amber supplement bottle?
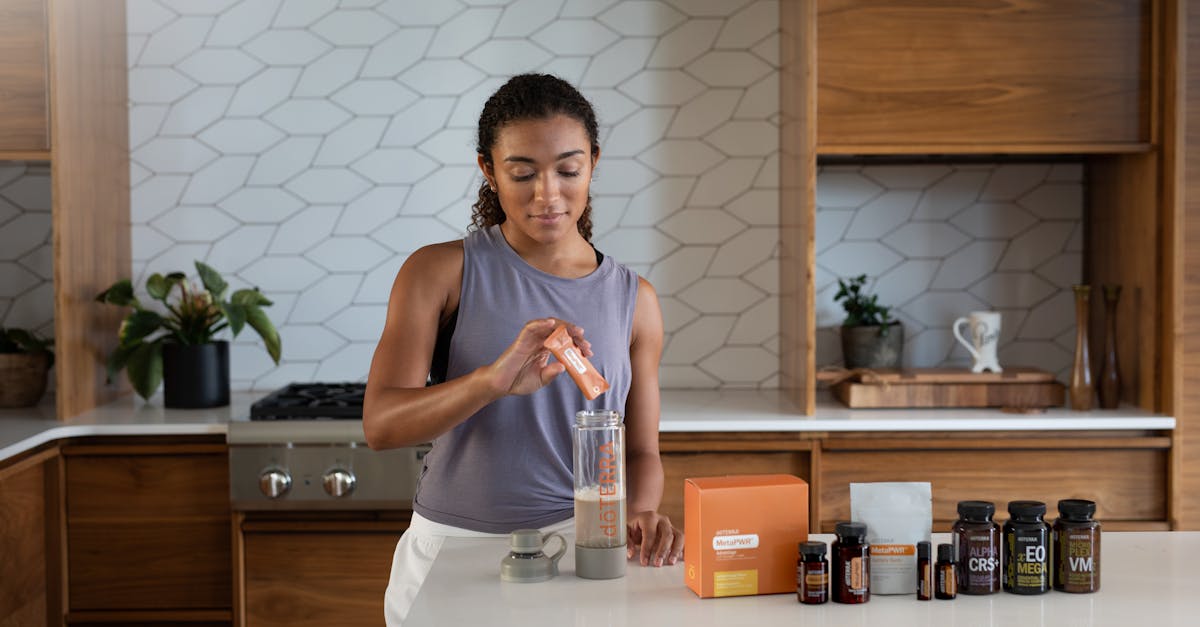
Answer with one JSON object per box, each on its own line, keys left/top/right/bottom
{"left": 1054, "top": 499, "right": 1101, "bottom": 593}
{"left": 1004, "top": 500, "right": 1051, "bottom": 594}
{"left": 797, "top": 541, "right": 829, "bottom": 604}
{"left": 916, "top": 541, "right": 932, "bottom": 601}
{"left": 935, "top": 543, "right": 957, "bottom": 599}
{"left": 952, "top": 500, "right": 1000, "bottom": 594}
{"left": 832, "top": 522, "right": 870, "bottom": 604}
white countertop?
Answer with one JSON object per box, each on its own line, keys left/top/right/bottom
{"left": 407, "top": 531, "right": 1199, "bottom": 626}
{"left": 0, "top": 388, "right": 1175, "bottom": 463}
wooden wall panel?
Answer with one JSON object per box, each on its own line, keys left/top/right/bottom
{"left": 1179, "top": 0, "right": 1200, "bottom": 529}
{"left": 779, "top": 0, "right": 817, "bottom": 413}
{"left": 0, "top": 0, "right": 49, "bottom": 152}
{"left": 48, "top": 0, "right": 131, "bottom": 419}
{"left": 244, "top": 532, "right": 401, "bottom": 627}
{"left": 820, "top": 446, "right": 1168, "bottom": 532}
{"left": 817, "top": 0, "right": 1151, "bottom": 152}
{"left": 1086, "top": 153, "right": 1159, "bottom": 411}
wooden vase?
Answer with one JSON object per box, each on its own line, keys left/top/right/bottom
{"left": 1099, "top": 285, "right": 1122, "bottom": 409}
{"left": 1069, "top": 285, "right": 1094, "bottom": 411}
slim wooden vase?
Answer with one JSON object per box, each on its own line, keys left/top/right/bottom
{"left": 1099, "top": 285, "right": 1122, "bottom": 409}
{"left": 1069, "top": 285, "right": 1094, "bottom": 411}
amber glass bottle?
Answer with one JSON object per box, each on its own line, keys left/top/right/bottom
{"left": 935, "top": 543, "right": 957, "bottom": 600}
{"left": 916, "top": 541, "right": 932, "bottom": 601}
{"left": 832, "top": 522, "right": 870, "bottom": 604}
{"left": 1004, "top": 501, "right": 1051, "bottom": 595}
{"left": 797, "top": 541, "right": 829, "bottom": 604}
{"left": 1054, "top": 499, "right": 1101, "bottom": 593}
{"left": 952, "top": 500, "right": 1000, "bottom": 595}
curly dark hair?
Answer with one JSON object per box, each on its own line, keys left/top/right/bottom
{"left": 471, "top": 73, "right": 600, "bottom": 241}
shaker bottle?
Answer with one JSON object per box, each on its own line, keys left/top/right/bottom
{"left": 573, "top": 409, "right": 626, "bottom": 579}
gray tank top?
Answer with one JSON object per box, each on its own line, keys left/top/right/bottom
{"left": 412, "top": 225, "right": 639, "bottom": 532}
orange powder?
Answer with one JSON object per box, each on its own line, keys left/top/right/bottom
{"left": 543, "top": 324, "right": 610, "bottom": 400}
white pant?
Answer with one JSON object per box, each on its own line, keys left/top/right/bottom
{"left": 384, "top": 512, "right": 574, "bottom": 626}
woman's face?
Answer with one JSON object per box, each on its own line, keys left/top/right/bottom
{"left": 480, "top": 114, "right": 597, "bottom": 246}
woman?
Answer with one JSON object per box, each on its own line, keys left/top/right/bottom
{"left": 364, "top": 73, "right": 683, "bottom": 624}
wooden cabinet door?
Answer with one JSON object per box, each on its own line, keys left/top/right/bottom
{"left": 64, "top": 445, "right": 232, "bottom": 614}
{"left": 816, "top": 0, "right": 1150, "bottom": 152}
{"left": 0, "top": 0, "right": 49, "bottom": 152}
{"left": 243, "top": 530, "right": 402, "bottom": 627}
{"left": 0, "top": 450, "right": 52, "bottom": 627}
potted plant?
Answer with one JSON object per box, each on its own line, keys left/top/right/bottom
{"left": 97, "top": 261, "right": 281, "bottom": 408}
{"left": 834, "top": 274, "right": 903, "bottom": 369}
{"left": 0, "top": 328, "right": 54, "bottom": 408}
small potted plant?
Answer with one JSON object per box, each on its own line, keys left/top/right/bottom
{"left": 97, "top": 261, "right": 281, "bottom": 408}
{"left": 834, "top": 274, "right": 903, "bottom": 369}
{"left": 0, "top": 327, "right": 54, "bottom": 408}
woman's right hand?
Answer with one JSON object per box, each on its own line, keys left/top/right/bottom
{"left": 486, "top": 318, "right": 591, "bottom": 397}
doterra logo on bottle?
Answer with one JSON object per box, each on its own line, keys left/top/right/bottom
{"left": 596, "top": 441, "right": 619, "bottom": 537}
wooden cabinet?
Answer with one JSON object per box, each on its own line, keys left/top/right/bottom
{"left": 63, "top": 441, "right": 232, "bottom": 624}
{"left": 0, "top": 447, "right": 56, "bottom": 627}
{"left": 0, "top": 0, "right": 50, "bottom": 154}
{"left": 815, "top": 0, "right": 1151, "bottom": 152}
{"left": 238, "top": 515, "right": 407, "bottom": 627}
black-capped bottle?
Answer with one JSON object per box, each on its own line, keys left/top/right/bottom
{"left": 1004, "top": 500, "right": 1051, "bottom": 594}
{"left": 832, "top": 522, "right": 870, "bottom": 604}
{"left": 935, "top": 543, "right": 957, "bottom": 600}
{"left": 797, "top": 541, "right": 829, "bottom": 604}
{"left": 951, "top": 500, "right": 1001, "bottom": 594}
{"left": 1054, "top": 499, "right": 1101, "bottom": 593}
{"left": 916, "top": 540, "right": 932, "bottom": 601}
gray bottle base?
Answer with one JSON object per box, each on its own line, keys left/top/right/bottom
{"left": 575, "top": 545, "right": 626, "bottom": 580}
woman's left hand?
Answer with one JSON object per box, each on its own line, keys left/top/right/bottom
{"left": 627, "top": 510, "right": 684, "bottom": 567}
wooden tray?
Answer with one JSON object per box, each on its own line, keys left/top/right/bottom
{"left": 829, "top": 367, "right": 1065, "bottom": 410}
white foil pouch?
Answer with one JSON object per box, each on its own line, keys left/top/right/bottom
{"left": 850, "top": 481, "right": 932, "bottom": 595}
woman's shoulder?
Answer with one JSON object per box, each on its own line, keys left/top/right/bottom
{"left": 393, "top": 239, "right": 464, "bottom": 296}
{"left": 403, "top": 239, "right": 464, "bottom": 269}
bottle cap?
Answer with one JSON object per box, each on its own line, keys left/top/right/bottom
{"left": 957, "top": 500, "right": 995, "bottom": 521}
{"left": 508, "top": 529, "right": 545, "bottom": 554}
{"left": 1057, "top": 499, "right": 1097, "bottom": 520}
{"left": 799, "top": 540, "right": 827, "bottom": 557}
{"left": 937, "top": 543, "right": 955, "bottom": 563}
{"left": 834, "top": 521, "right": 868, "bottom": 541}
{"left": 917, "top": 540, "right": 931, "bottom": 560}
{"left": 1008, "top": 500, "right": 1047, "bottom": 519}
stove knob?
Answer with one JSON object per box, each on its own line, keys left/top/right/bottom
{"left": 323, "top": 468, "right": 356, "bottom": 498}
{"left": 259, "top": 468, "right": 292, "bottom": 499}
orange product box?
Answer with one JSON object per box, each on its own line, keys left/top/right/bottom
{"left": 684, "top": 474, "right": 809, "bottom": 598}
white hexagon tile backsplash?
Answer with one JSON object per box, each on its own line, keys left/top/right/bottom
{"left": 0, "top": 1, "right": 1084, "bottom": 391}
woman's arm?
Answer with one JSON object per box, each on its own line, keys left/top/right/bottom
{"left": 363, "top": 242, "right": 585, "bottom": 449}
{"left": 624, "top": 276, "right": 684, "bottom": 566}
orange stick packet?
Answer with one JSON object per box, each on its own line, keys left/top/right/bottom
{"left": 543, "top": 324, "right": 609, "bottom": 400}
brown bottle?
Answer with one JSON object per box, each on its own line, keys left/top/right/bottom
{"left": 831, "top": 522, "right": 870, "bottom": 604}
{"left": 1099, "top": 285, "right": 1122, "bottom": 409}
{"left": 1054, "top": 499, "right": 1101, "bottom": 593}
{"left": 951, "top": 500, "right": 1000, "bottom": 594}
{"left": 916, "top": 541, "right": 932, "bottom": 601}
{"left": 797, "top": 541, "right": 829, "bottom": 604}
{"left": 935, "top": 543, "right": 957, "bottom": 600}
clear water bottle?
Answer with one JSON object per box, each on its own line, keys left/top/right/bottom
{"left": 573, "top": 409, "right": 626, "bottom": 579}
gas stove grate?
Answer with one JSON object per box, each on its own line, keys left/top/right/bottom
{"left": 250, "top": 382, "right": 366, "bottom": 420}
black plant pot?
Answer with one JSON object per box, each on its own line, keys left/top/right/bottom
{"left": 841, "top": 322, "right": 904, "bottom": 369}
{"left": 162, "top": 341, "right": 230, "bottom": 409}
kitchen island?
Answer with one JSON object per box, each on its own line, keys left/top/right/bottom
{"left": 407, "top": 531, "right": 1198, "bottom": 626}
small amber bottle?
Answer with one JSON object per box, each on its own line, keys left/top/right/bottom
{"left": 832, "top": 522, "right": 870, "bottom": 604}
{"left": 797, "top": 541, "right": 829, "bottom": 604}
{"left": 916, "top": 541, "right": 932, "bottom": 601}
{"left": 1054, "top": 499, "right": 1101, "bottom": 593}
{"left": 935, "top": 543, "right": 957, "bottom": 600}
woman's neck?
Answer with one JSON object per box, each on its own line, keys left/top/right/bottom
{"left": 498, "top": 222, "right": 597, "bottom": 279}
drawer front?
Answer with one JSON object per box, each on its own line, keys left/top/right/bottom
{"left": 820, "top": 448, "right": 1166, "bottom": 531}
{"left": 68, "top": 520, "right": 232, "bottom": 610}
{"left": 66, "top": 453, "right": 229, "bottom": 520}
{"left": 244, "top": 531, "right": 401, "bottom": 627}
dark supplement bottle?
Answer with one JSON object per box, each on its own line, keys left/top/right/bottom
{"left": 831, "top": 522, "right": 870, "bottom": 604}
{"left": 951, "top": 500, "right": 1001, "bottom": 594}
{"left": 1054, "top": 499, "right": 1101, "bottom": 593}
{"left": 1004, "top": 500, "right": 1051, "bottom": 594}
{"left": 797, "top": 541, "right": 829, "bottom": 604}
{"left": 916, "top": 541, "right": 932, "bottom": 601}
{"left": 935, "top": 543, "right": 957, "bottom": 600}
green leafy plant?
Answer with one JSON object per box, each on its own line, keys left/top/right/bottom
{"left": 96, "top": 261, "right": 281, "bottom": 399}
{"left": 0, "top": 327, "right": 54, "bottom": 366}
{"left": 834, "top": 274, "right": 895, "bottom": 336}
